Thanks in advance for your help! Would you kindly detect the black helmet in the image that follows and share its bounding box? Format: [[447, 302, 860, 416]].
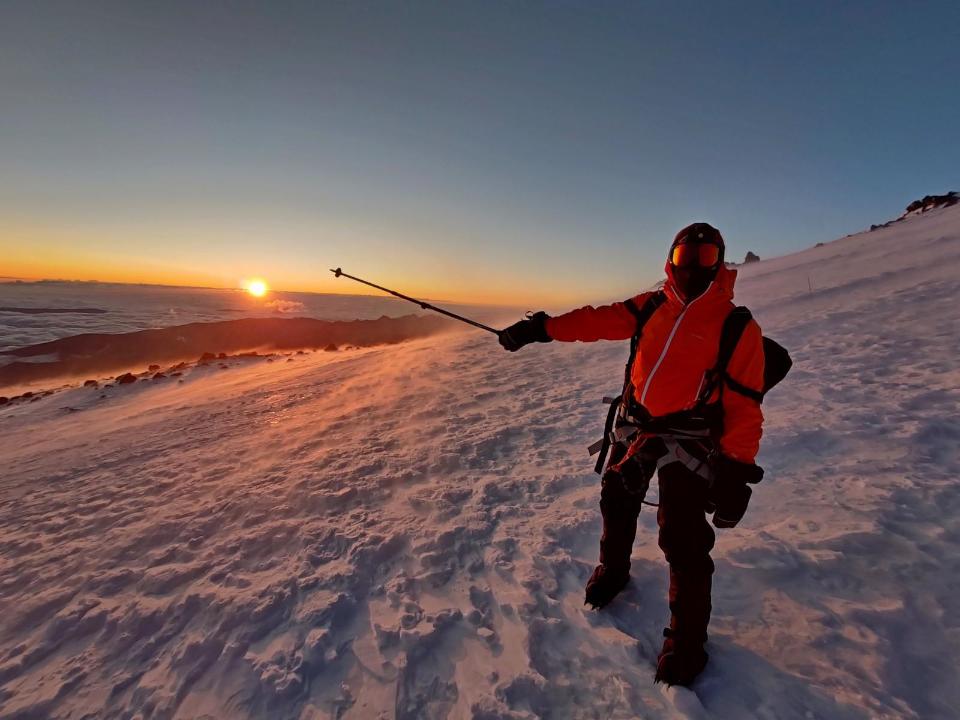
[[668, 222, 725, 300]]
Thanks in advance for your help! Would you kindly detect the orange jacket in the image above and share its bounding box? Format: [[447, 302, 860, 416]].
[[545, 264, 764, 463]]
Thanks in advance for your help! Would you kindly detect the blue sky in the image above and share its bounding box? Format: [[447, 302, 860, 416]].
[[1, 1, 957, 304]]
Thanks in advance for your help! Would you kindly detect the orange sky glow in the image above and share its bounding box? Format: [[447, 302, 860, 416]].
[[2, 224, 580, 307]]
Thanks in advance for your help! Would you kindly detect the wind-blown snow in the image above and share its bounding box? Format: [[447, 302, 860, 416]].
[[0, 282, 508, 353], [1, 206, 959, 719]]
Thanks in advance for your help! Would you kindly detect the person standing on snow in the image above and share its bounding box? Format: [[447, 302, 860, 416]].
[[498, 223, 767, 687]]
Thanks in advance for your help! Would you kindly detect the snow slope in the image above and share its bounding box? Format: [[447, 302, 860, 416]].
[[1, 206, 959, 719]]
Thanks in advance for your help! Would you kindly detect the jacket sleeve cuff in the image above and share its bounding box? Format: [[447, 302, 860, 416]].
[[544, 316, 558, 340], [718, 445, 756, 465]]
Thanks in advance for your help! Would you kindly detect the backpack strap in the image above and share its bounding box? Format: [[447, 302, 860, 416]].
[[593, 291, 667, 473], [716, 307, 752, 375], [624, 291, 666, 329], [700, 306, 764, 404], [623, 290, 667, 335], [622, 291, 666, 386], [725, 369, 764, 403]]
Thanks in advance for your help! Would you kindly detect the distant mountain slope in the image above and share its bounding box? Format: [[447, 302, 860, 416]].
[[0, 314, 449, 387]]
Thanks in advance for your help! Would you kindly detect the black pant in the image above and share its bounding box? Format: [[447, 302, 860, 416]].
[[599, 441, 715, 643]]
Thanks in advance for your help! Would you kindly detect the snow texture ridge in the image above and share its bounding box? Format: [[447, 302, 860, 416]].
[[1, 205, 959, 719]]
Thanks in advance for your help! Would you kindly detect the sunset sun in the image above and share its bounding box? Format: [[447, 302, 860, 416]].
[[245, 279, 268, 297]]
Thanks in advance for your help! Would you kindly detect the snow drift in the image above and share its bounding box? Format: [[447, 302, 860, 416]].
[[1, 205, 959, 719]]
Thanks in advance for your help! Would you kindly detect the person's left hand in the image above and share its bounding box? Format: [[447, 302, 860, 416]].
[[709, 454, 764, 528]]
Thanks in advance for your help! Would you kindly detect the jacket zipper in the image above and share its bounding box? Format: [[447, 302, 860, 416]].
[[692, 372, 707, 407], [638, 284, 712, 408]]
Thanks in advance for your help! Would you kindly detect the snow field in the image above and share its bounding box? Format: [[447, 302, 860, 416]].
[[1, 205, 959, 719]]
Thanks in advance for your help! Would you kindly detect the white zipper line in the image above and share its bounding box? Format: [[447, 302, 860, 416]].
[[638, 281, 714, 407], [692, 372, 707, 407]]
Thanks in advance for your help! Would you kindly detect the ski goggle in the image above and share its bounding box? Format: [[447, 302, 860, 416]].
[[670, 242, 721, 268]]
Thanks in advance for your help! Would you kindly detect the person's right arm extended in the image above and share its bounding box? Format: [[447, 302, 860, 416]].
[[545, 293, 652, 342]]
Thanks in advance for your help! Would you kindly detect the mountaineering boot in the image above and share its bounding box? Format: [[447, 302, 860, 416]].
[[654, 463, 715, 684], [655, 628, 708, 686], [587, 452, 651, 609], [584, 564, 629, 609], [654, 556, 713, 683]]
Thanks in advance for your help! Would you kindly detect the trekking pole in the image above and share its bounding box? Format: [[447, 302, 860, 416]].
[[329, 268, 500, 335]]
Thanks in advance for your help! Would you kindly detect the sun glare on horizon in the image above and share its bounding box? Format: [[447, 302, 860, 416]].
[[245, 279, 268, 297]]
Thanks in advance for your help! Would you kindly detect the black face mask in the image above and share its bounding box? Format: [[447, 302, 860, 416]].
[[671, 263, 718, 301]]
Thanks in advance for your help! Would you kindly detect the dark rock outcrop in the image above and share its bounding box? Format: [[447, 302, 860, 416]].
[[744, 251, 760, 263], [868, 191, 958, 232], [905, 192, 957, 214], [116, 373, 137, 385]]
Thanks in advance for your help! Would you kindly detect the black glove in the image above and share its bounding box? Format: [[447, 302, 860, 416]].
[[498, 311, 552, 352], [708, 453, 764, 529]]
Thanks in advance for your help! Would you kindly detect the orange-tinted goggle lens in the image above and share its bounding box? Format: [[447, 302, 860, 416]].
[[671, 243, 720, 268]]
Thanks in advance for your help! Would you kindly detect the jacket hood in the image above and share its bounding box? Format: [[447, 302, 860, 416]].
[[663, 261, 737, 306]]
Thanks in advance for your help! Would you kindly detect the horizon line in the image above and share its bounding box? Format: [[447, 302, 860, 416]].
[[0, 276, 525, 309]]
